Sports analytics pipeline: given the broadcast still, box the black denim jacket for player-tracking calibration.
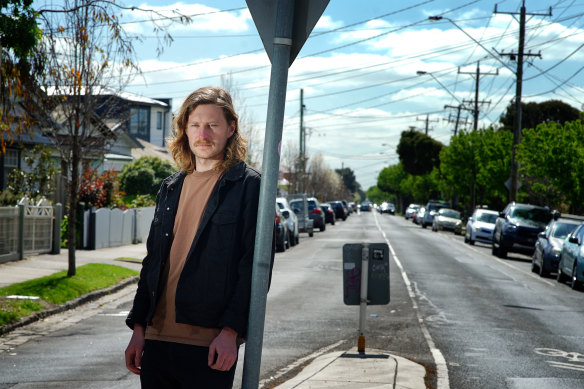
[126,161,270,338]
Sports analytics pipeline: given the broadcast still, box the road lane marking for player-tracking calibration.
[374,212,450,389]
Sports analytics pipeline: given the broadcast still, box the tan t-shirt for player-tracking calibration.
[145,168,222,346]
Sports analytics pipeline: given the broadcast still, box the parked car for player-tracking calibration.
[330,201,347,221]
[349,202,357,213]
[321,202,336,225]
[465,208,499,245]
[422,200,450,228]
[492,202,552,259]
[275,203,289,252]
[405,204,420,220]
[341,200,352,215]
[288,194,314,237]
[532,214,581,277]
[290,197,325,232]
[277,197,299,247]
[432,208,463,234]
[413,207,425,225]
[360,202,372,212]
[557,222,584,290]
[379,202,395,214]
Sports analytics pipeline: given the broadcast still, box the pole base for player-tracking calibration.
[357,335,366,353]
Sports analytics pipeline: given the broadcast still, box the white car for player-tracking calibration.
[465,209,499,245]
[277,197,299,246]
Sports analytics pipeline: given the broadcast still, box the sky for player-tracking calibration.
[43,0,584,191]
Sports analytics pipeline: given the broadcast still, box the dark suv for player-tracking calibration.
[492,202,552,258]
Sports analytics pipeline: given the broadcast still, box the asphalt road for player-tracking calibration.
[1,210,583,389]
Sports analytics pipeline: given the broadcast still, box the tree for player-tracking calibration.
[0,0,42,151]
[500,99,581,132]
[517,120,584,213]
[33,1,189,276]
[397,129,443,176]
[307,154,348,200]
[335,167,360,194]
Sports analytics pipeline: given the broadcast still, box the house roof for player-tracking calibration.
[45,86,169,108]
[131,137,176,166]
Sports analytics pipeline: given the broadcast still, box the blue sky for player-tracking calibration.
[51,0,584,190]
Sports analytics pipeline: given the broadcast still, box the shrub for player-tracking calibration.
[119,156,176,195]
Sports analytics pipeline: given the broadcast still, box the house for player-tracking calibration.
[0,89,173,201]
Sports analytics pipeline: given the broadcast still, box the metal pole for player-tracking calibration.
[18,204,25,260]
[357,244,369,352]
[242,0,294,387]
[299,88,304,193]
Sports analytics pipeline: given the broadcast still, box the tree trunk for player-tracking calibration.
[67,146,80,277]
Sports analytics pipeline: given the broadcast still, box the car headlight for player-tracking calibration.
[504,223,517,232]
[456,221,462,226]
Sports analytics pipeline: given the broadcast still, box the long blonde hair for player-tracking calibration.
[168,86,248,173]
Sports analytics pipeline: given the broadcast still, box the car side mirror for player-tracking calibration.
[538,232,545,239]
[499,212,505,218]
[569,235,579,244]
[468,217,473,223]
[282,210,290,219]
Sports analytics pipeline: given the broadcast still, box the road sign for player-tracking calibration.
[343,243,390,305]
[246,0,329,65]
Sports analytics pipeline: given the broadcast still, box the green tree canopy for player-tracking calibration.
[500,100,581,131]
[397,129,443,176]
[518,120,584,213]
[335,167,360,194]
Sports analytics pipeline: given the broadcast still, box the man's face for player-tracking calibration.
[186,104,235,170]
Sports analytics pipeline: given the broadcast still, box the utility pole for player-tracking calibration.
[299,88,305,193]
[458,61,498,131]
[444,104,473,135]
[416,114,439,135]
[495,1,551,202]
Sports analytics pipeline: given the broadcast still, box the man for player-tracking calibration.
[125,86,269,388]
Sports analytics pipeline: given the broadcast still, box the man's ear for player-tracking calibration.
[228,122,236,137]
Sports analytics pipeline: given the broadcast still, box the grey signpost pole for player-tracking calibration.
[358,244,369,352]
[242,1,294,388]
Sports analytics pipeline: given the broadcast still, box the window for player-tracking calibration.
[129,107,149,137]
[5,150,18,167]
[156,112,162,130]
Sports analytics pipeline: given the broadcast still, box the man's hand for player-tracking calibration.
[208,327,238,371]
[125,324,145,375]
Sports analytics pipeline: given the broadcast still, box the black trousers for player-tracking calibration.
[140,340,238,389]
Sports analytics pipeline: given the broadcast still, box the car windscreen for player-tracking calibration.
[441,210,460,219]
[510,207,550,223]
[289,200,304,212]
[552,222,579,239]
[477,212,498,223]
[277,202,285,209]
[307,200,316,211]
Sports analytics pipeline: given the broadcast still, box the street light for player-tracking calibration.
[416,70,462,104]
[428,15,514,73]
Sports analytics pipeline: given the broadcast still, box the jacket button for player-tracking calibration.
[152,291,155,296]
[165,233,169,237]
[166,207,170,211]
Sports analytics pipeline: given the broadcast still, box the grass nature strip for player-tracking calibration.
[0,263,139,327]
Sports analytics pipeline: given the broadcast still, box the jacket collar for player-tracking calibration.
[166,161,246,190]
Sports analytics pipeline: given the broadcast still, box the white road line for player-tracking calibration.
[374,212,450,389]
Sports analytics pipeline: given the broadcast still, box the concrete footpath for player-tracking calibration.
[0,244,427,389]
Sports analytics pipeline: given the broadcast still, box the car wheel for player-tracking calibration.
[320,223,326,232]
[464,232,469,243]
[570,262,581,290]
[531,255,539,273]
[295,235,299,245]
[276,237,285,252]
[557,259,567,283]
[492,244,499,256]
[469,236,475,245]
[422,223,427,229]
[538,258,549,278]
[288,231,295,247]
[309,230,314,237]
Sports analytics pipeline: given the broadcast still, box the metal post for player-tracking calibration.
[17,204,25,260]
[242,0,294,387]
[299,88,304,193]
[358,244,369,352]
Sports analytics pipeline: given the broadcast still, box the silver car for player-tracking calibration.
[277,197,299,246]
[465,209,498,245]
